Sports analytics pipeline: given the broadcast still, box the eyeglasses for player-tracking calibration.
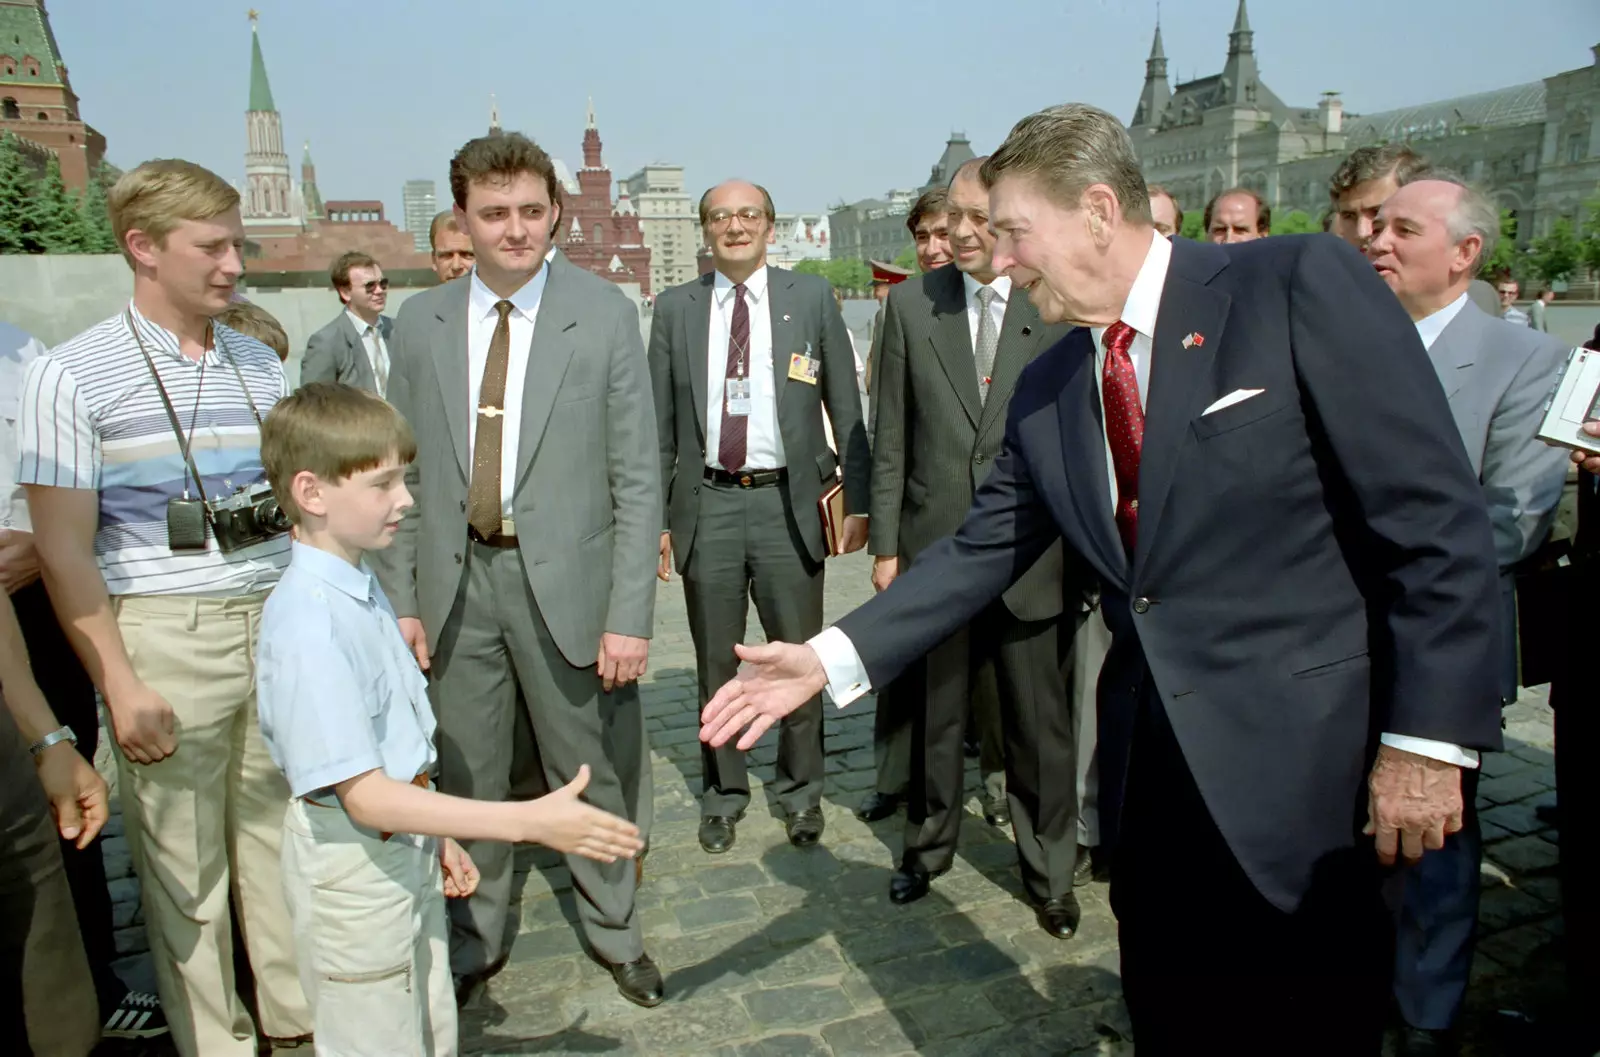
[706,207,767,230]
[1496,288,1517,297]
[363,278,390,294]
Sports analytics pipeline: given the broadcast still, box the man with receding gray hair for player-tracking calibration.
[697,102,1504,1055]
[1366,174,1568,1055]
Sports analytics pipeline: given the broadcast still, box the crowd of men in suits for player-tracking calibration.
[1,106,1597,1057]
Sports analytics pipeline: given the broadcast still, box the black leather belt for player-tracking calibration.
[704,467,787,489]
[467,526,519,548]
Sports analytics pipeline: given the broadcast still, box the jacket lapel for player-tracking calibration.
[431,283,472,478]
[767,266,793,411]
[514,257,579,489]
[977,293,1045,437]
[1428,302,1482,401]
[340,313,377,392]
[1056,327,1127,588]
[929,267,982,429]
[1132,240,1231,580]
[686,273,712,439]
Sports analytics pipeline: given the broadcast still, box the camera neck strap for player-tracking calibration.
[126,309,211,503]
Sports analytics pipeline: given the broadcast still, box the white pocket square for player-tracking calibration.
[1202,388,1265,416]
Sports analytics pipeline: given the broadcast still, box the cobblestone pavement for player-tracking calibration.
[97,550,1568,1056]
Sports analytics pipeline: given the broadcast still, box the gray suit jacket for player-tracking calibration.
[649,266,870,568]
[869,265,1084,621]
[374,257,662,668]
[301,311,394,393]
[1426,299,1568,569]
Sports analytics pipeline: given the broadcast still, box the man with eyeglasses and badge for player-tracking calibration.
[649,181,870,855]
[301,250,395,396]
[17,160,309,1056]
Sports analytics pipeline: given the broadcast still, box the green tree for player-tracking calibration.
[36,155,90,253]
[1269,210,1319,235]
[1179,212,1205,241]
[1579,196,1600,278]
[1479,209,1519,279]
[0,133,45,254]
[892,245,918,272]
[793,259,829,281]
[1528,218,1582,285]
[829,258,872,295]
[79,162,118,254]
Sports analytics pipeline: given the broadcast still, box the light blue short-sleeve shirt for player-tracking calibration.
[256,541,436,799]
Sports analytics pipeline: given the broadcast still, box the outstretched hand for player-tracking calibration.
[700,642,828,751]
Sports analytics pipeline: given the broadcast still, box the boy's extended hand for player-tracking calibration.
[440,838,479,899]
[522,764,644,863]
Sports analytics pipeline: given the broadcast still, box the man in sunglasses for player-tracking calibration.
[301,251,395,397]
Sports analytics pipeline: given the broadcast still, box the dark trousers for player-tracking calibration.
[1551,674,1599,1044]
[13,580,125,1019]
[1112,685,1390,1056]
[1392,768,1482,1031]
[875,653,1004,799]
[0,695,99,1057]
[905,601,1079,902]
[685,480,826,819]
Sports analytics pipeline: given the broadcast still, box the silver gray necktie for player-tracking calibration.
[974,285,999,404]
[367,325,389,397]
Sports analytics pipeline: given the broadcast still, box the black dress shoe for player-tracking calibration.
[963,736,981,759]
[1072,849,1094,888]
[453,955,508,1008]
[855,791,903,822]
[1396,1026,1457,1057]
[1035,894,1081,939]
[608,953,665,1008]
[698,814,742,854]
[983,796,1010,828]
[786,807,825,847]
[889,864,947,904]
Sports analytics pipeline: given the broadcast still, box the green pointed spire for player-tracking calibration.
[302,140,313,167]
[1232,0,1251,35]
[248,21,276,112]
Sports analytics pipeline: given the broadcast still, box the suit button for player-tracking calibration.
[1132,597,1151,614]
[692,485,700,495]
[454,553,463,565]
[974,454,986,464]
[459,500,466,512]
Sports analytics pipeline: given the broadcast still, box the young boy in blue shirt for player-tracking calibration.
[256,383,642,1055]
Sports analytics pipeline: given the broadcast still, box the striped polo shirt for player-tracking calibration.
[17,304,290,596]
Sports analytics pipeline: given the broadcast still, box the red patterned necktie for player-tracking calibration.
[718,283,750,471]
[1101,321,1144,556]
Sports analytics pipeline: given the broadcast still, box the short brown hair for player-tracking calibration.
[214,301,288,361]
[330,251,380,294]
[1204,188,1270,234]
[428,209,461,251]
[906,188,949,237]
[1328,144,1431,203]
[1146,184,1184,230]
[107,159,240,267]
[981,104,1152,224]
[697,181,777,227]
[261,382,417,525]
[449,132,562,211]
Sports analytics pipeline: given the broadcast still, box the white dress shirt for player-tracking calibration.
[963,272,1011,353]
[346,308,389,396]
[0,321,46,533]
[811,229,1475,768]
[466,265,548,518]
[1413,293,1470,352]
[706,267,784,470]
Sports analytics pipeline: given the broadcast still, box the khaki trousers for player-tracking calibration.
[113,592,309,1056]
[281,798,455,1057]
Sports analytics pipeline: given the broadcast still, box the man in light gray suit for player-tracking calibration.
[869,158,1090,934]
[375,133,664,1009]
[1367,175,1569,1054]
[650,180,870,855]
[300,250,394,395]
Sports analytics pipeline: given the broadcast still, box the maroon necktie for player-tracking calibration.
[1101,321,1144,556]
[717,283,750,471]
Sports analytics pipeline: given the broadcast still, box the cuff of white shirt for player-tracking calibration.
[1379,733,1481,769]
[807,626,872,708]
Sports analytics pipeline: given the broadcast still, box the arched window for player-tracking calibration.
[1,97,18,119]
[36,111,46,121]
[593,223,604,244]
[0,55,13,75]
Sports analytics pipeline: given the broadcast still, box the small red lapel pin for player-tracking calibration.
[1182,332,1205,349]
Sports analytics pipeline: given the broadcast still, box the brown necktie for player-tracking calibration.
[468,300,514,538]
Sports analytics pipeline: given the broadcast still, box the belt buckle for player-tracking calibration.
[739,473,753,488]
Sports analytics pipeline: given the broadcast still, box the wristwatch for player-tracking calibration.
[28,725,77,758]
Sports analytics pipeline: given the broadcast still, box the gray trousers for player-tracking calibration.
[1071,601,1110,847]
[684,479,826,819]
[874,650,1005,800]
[430,539,650,969]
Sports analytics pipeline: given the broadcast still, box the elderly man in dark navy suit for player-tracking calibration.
[700,104,1503,1056]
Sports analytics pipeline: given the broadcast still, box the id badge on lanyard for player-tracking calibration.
[725,377,752,417]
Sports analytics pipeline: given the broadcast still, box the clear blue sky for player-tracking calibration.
[48,0,1600,225]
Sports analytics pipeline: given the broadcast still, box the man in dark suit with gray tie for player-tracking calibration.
[300,251,394,395]
[650,180,870,855]
[868,157,1087,934]
[702,104,1503,1055]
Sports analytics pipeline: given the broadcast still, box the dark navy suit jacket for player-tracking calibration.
[836,234,1504,912]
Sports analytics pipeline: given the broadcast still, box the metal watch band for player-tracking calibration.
[28,725,77,758]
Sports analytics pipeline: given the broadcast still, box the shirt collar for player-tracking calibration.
[345,308,379,336]
[289,541,377,602]
[714,266,769,305]
[1413,292,1470,351]
[1117,230,1172,342]
[962,272,1012,305]
[128,302,212,364]
[469,262,549,322]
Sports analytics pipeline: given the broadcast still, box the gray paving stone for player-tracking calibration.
[903,985,1007,1039]
[699,863,771,895]
[751,939,846,987]
[741,982,855,1028]
[712,1034,832,1057]
[1478,769,1559,806]
[1488,834,1561,874]
[1480,800,1545,837]
[821,1009,927,1055]
[509,925,586,962]
[675,892,764,932]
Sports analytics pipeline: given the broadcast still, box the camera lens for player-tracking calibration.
[261,499,291,533]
